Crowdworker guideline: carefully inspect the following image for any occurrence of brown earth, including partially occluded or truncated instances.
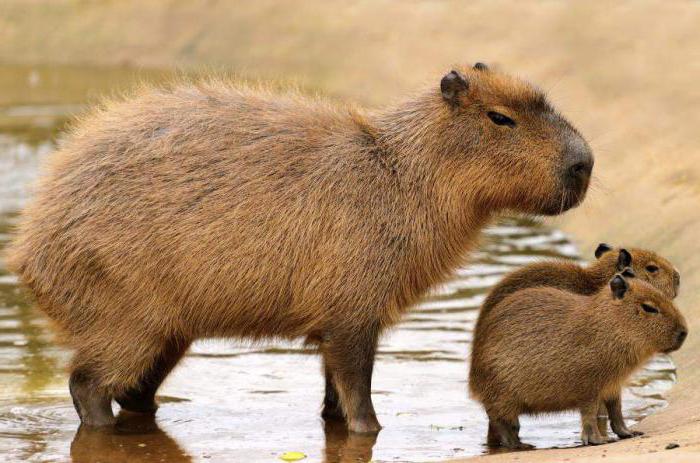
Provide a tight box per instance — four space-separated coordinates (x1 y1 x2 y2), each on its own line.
1 1 699 460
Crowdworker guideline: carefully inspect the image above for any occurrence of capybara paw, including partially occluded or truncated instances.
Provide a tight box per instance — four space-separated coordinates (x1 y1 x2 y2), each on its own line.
581 432 606 446
115 396 158 414
321 405 345 421
347 417 382 434
616 429 643 439
513 442 534 450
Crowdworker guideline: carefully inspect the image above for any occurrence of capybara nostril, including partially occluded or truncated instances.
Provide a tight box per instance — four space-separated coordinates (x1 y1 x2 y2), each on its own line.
676 329 688 348
566 157 593 183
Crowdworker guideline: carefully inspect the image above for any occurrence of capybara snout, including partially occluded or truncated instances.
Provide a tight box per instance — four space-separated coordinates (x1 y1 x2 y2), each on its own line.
439 64 593 217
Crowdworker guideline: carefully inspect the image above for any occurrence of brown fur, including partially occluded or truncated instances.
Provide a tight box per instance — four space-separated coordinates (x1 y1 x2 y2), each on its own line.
477 244 680 437
5 64 592 431
469 274 688 449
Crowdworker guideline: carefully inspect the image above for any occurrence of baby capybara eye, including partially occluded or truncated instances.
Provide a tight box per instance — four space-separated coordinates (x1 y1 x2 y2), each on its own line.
641 303 659 314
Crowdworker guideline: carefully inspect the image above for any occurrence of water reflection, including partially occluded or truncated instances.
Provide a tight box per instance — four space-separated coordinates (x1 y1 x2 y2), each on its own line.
71 413 192 463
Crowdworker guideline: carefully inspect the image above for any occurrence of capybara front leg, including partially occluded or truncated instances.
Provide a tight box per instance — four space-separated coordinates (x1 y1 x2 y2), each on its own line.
605 395 643 439
321 360 344 421
580 401 607 445
115 337 190 414
69 369 115 427
487 415 532 450
323 328 381 434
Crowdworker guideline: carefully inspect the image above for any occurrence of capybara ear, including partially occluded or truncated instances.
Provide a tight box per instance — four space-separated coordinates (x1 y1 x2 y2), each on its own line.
616 249 632 270
610 275 629 300
621 267 636 278
440 70 469 107
595 243 612 259
473 62 489 71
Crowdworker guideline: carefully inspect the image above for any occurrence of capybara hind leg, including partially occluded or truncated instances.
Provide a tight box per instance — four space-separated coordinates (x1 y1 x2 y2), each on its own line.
69 370 115 427
115 338 190 414
323 327 381 434
605 395 643 439
321 360 344 421
580 401 607 445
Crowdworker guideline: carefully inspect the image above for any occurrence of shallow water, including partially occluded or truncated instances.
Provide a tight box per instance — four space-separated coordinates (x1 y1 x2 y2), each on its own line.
0 66 677 463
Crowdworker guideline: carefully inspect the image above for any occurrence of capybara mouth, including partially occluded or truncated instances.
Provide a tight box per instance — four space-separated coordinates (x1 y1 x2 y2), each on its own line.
538 185 588 216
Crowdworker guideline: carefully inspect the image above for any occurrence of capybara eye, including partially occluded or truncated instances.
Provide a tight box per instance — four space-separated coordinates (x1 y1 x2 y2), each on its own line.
487 111 516 128
646 265 659 273
641 303 659 314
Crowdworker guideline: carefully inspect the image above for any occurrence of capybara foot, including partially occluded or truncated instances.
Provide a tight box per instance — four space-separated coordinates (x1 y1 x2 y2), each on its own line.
581 425 606 446
489 418 528 449
321 402 345 421
347 415 382 434
115 392 158 414
614 427 644 439
69 370 115 427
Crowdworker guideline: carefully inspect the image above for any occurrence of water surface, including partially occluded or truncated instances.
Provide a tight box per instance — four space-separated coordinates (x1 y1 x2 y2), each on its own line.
0 65 677 463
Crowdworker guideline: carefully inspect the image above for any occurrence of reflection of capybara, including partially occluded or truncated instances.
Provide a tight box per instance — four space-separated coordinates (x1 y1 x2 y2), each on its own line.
477 243 680 436
6 63 593 432
470 273 687 449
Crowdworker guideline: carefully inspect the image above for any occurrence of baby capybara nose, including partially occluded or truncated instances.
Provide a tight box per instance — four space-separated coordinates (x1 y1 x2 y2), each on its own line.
676 329 688 348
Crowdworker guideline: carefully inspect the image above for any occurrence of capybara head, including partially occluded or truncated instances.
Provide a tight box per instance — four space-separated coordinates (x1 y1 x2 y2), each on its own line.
595 243 680 298
437 62 593 216
606 273 688 354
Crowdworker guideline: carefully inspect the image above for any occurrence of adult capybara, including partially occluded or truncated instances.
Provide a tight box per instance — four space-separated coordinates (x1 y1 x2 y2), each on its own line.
470 272 687 449
6 63 594 432
477 243 679 436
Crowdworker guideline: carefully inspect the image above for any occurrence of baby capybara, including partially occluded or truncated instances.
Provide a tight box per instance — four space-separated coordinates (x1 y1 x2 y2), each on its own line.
6 63 594 432
477 243 680 437
470 272 687 449
481 243 680 317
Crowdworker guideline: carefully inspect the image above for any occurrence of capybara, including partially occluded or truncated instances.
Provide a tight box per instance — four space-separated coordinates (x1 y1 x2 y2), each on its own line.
469 272 687 449
477 243 680 436
480 243 680 317
6 63 594 432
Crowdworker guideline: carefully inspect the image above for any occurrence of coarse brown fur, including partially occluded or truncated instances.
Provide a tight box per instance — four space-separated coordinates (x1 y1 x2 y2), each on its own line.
476 244 680 436
5 64 593 432
469 274 688 449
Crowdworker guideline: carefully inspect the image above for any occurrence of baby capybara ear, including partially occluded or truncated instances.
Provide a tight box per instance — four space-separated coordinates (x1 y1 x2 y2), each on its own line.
595 243 612 259
440 70 469 107
616 249 632 271
473 62 489 71
610 275 629 300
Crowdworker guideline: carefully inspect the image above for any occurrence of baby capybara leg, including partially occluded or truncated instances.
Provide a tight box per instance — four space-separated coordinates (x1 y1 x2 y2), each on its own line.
115 338 191 414
580 401 607 445
321 360 343 421
596 401 609 436
69 369 115 427
486 409 532 450
322 327 381 434
605 395 643 439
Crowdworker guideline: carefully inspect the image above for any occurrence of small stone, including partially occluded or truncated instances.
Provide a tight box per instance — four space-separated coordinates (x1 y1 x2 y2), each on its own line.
666 443 680 450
